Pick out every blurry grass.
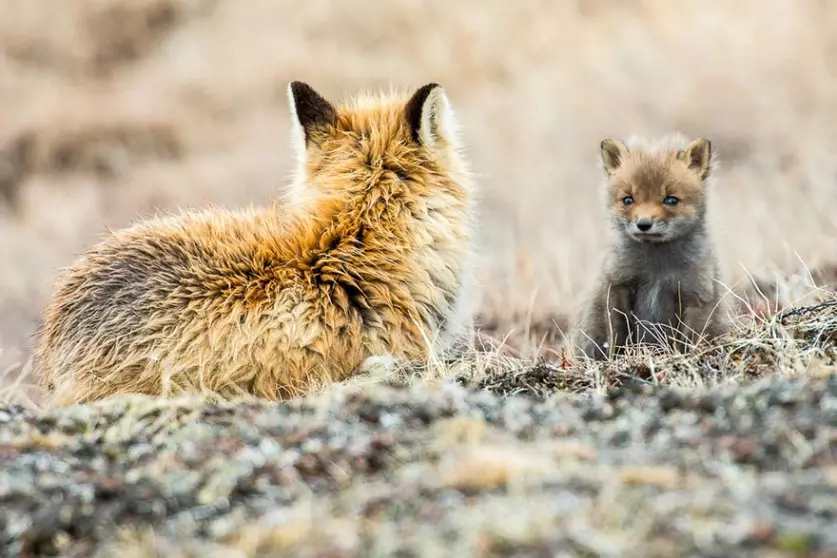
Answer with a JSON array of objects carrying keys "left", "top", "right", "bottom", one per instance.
[{"left": 0, "top": 357, "right": 42, "bottom": 409}]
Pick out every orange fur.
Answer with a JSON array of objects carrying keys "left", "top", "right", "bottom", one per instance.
[{"left": 33, "top": 82, "right": 478, "bottom": 406}]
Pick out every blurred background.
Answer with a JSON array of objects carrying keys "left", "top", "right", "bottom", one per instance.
[{"left": 2, "top": 0, "right": 837, "bottom": 392}]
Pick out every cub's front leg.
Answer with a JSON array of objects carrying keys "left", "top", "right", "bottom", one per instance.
[
  {"left": 682, "top": 298, "right": 731, "bottom": 348},
  {"left": 576, "top": 281, "right": 633, "bottom": 361}
]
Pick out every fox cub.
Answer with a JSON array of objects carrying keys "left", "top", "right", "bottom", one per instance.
[
  {"left": 575, "top": 134, "right": 730, "bottom": 361},
  {"left": 34, "top": 81, "right": 478, "bottom": 406}
]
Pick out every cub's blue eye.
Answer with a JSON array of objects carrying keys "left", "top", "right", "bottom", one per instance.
[
  {"left": 663, "top": 196, "right": 679, "bottom": 206},
  {"left": 623, "top": 196, "right": 634, "bottom": 205}
]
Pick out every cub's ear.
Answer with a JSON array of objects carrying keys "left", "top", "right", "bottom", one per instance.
[
  {"left": 678, "top": 138, "right": 713, "bottom": 180},
  {"left": 600, "top": 138, "right": 628, "bottom": 175},
  {"left": 287, "top": 81, "right": 336, "bottom": 149},
  {"left": 404, "top": 83, "right": 460, "bottom": 151}
]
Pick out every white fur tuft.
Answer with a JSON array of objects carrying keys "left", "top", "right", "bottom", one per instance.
[
  {"left": 286, "top": 82, "right": 308, "bottom": 180},
  {"left": 419, "top": 87, "right": 463, "bottom": 154}
]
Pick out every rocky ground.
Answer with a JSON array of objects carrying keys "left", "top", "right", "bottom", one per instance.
[{"left": 1, "top": 302, "right": 837, "bottom": 557}]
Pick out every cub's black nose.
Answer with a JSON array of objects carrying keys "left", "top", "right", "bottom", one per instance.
[{"left": 636, "top": 219, "right": 653, "bottom": 232}]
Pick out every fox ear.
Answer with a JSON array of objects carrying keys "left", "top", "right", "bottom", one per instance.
[
  {"left": 679, "top": 138, "right": 712, "bottom": 180},
  {"left": 600, "top": 138, "right": 628, "bottom": 175},
  {"left": 287, "top": 81, "right": 336, "bottom": 151},
  {"left": 404, "top": 83, "right": 459, "bottom": 151}
]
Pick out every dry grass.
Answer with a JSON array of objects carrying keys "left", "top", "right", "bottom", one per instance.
[
  {"left": 2, "top": 1, "right": 837, "bottom": 401},
  {"left": 396, "top": 296, "right": 837, "bottom": 399}
]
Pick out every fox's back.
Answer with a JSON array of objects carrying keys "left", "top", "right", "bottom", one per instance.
[
  {"left": 34, "top": 81, "right": 478, "bottom": 405},
  {"left": 43, "top": 208, "right": 293, "bottom": 332},
  {"left": 33, "top": 208, "right": 322, "bottom": 397}
]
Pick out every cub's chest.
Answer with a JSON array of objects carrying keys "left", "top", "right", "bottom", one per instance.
[
  {"left": 634, "top": 272, "right": 692, "bottom": 298},
  {"left": 630, "top": 272, "right": 700, "bottom": 323}
]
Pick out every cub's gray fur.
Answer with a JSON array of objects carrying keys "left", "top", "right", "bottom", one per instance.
[{"left": 575, "top": 134, "right": 731, "bottom": 361}]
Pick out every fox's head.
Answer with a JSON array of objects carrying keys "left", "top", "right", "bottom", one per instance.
[
  {"left": 283, "top": 81, "right": 471, "bottom": 209},
  {"left": 598, "top": 134, "right": 715, "bottom": 244}
]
